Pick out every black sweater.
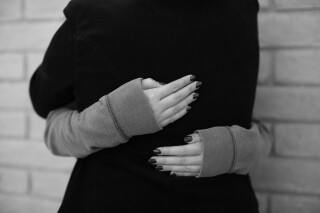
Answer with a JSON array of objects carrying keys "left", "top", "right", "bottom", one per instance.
[{"left": 29, "top": 0, "right": 260, "bottom": 212}]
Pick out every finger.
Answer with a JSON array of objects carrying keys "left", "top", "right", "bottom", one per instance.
[
  {"left": 184, "top": 132, "right": 202, "bottom": 144},
  {"left": 157, "top": 165, "right": 201, "bottom": 173},
  {"left": 157, "top": 74, "right": 195, "bottom": 99},
  {"left": 141, "top": 78, "right": 165, "bottom": 89},
  {"left": 171, "top": 172, "right": 198, "bottom": 177},
  {"left": 160, "top": 81, "right": 200, "bottom": 110},
  {"left": 154, "top": 142, "right": 203, "bottom": 156},
  {"left": 160, "top": 105, "right": 191, "bottom": 127},
  {"left": 150, "top": 155, "right": 202, "bottom": 165},
  {"left": 159, "top": 92, "right": 196, "bottom": 121}
]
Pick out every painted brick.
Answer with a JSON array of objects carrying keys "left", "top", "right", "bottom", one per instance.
[
  {"left": 0, "top": 0, "right": 21, "bottom": 21},
  {"left": 0, "top": 194, "right": 60, "bottom": 213},
  {"left": 0, "top": 112, "right": 26, "bottom": 137},
  {"left": 29, "top": 112, "right": 45, "bottom": 140},
  {"left": 0, "top": 140, "right": 75, "bottom": 171},
  {"left": 0, "top": 22, "right": 62, "bottom": 51},
  {"left": 256, "top": 193, "right": 269, "bottom": 213},
  {"left": 258, "top": 51, "right": 273, "bottom": 83},
  {"left": 0, "top": 167, "right": 28, "bottom": 194},
  {"left": 31, "top": 171, "right": 69, "bottom": 199},
  {"left": 254, "top": 86, "right": 320, "bottom": 121},
  {"left": 27, "top": 53, "right": 43, "bottom": 80},
  {"left": 250, "top": 158, "right": 320, "bottom": 194},
  {"left": 0, "top": 54, "right": 24, "bottom": 80},
  {"left": 271, "top": 195, "right": 320, "bottom": 213},
  {"left": 259, "top": 12, "right": 320, "bottom": 47},
  {"left": 275, "top": 123, "right": 320, "bottom": 158},
  {"left": 275, "top": 0, "right": 320, "bottom": 9},
  {"left": 0, "top": 82, "right": 29, "bottom": 109},
  {"left": 275, "top": 49, "right": 320, "bottom": 84},
  {"left": 25, "top": 0, "right": 69, "bottom": 19}
]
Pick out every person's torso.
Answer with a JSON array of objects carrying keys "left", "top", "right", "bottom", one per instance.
[{"left": 59, "top": 0, "right": 260, "bottom": 211}]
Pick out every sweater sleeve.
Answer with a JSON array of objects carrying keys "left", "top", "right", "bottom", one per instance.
[
  {"left": 29, "top": 20, "right": 75, "bottom": 118},
  {"left": 194, "top": 121, "right": 272, "bottom": 178},
  {"left": 45, "top": 77, "right": 163, "bottom": 158}
]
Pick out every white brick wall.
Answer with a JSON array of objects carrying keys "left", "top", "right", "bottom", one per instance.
[{"left": 0, "top": 0, "right": 319, "bottom": 212}]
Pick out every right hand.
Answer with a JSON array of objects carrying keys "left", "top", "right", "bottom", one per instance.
[{"left": 142, "top": 74, "right": 201, "bottom": 128}]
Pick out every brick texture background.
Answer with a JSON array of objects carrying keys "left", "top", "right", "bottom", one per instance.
[{"left": 0, "top": 0, "right": 319, "bottom": 212}]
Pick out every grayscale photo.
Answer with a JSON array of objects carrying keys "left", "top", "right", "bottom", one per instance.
[{"left": 0, "top": 0, "right": 319, "bottom": 212}]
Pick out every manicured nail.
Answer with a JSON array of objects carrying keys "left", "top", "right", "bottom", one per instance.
[
  {"left": 184, "top": 136, "right": 193, "bottom": 143},
  {"left": 196, "top": 81, "right": 202, "bottom": 89},
  {"left": 193, "top": 93, "right": 199, "bottom": 100},
  {"left": 190, "top": 75, "right": 196, "bottom": 82},
  {"left": 158, "top": 81, "right": 166, "bottom": 85},
  {"left": 186, "top": 106, "right": 191, "bottom": 112},
  {"left": 148, "top": 158, "right": 157, "bottom": 164},
  {"left": 155, "top": 165, "right": 163, "bottom": 171},
  {"left": 153, "top": 149, "right": 161, "bottom": 155},
  {"left": 170, "top": 173, "right": 176, "bottom": 177}
]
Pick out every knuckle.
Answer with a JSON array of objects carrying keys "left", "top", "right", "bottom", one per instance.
[
  {"left": 174, "top": 92, "right": 183, "bottom": 101},
  {"left": 187, "top": 166, "right": 195, "bottom": 172},
  {"left": 172, "top": 83, "right": 180, "bottom": 91},
  {"left": 161, "top": 158, "right": 167, "bottom": 164},
  {"left": 148, "top": 92, "right": 157, "bottom": 101},
  {"left": 180, "top": 157, "right": 187, "bottom": 164},
  {"left": 171, "top": 106, "right": 179, "bottom": 114},
  {"left": 184, "top": 166, "right": 191, "bottom": 171},
  {"left": 180, "top": 147, "right": 187, "bottom": 155}
]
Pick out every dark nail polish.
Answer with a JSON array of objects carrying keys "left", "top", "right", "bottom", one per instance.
[
  {"left": 184, "top": 136, "right": 193, "bottom": 143},
  {"left": 148, "top": 158, "right": 157, "bottom": 164},
  {"left": 193, "top": 93, "right": 199, "bottom": 100},
  {"left": 156, "top": 165, "right": 163, "bottom": 171},
  {"left": 170, "top": 173, "right": 176, "bottom": 177},
  {"left": 153, "top": 149, "right": 161, "bottom": 155},
  {"left": 186, "top": 106, "right": 191, "bottom": 112},
  {"left": 190, "top": 75, "right": 196, "bottom": 82},
  {"left": 159, "top": 81, "right": 166, "bottom": 85},
  {"left": 196, "top": 82, "right": 202, "bottom": 89}
]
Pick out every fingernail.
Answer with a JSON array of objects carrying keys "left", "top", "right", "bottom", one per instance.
[
  {"left": 186, "top": 106, "right": 191, "bottom": 112},
  {"left": 158, "top": 81, "right": 166, "bottom": 85},
  {"left": 193, "top": 93, "right": 199, "bottom": 100},
  {"left": 153, "top": 149, "right": 161, "bottom": 155},
  {"left": 196, "top": 81, "right": 202, "bottom": 89},
  {"left": 190, "top": 75, "right": 196, "bottom": 82},
  {"left": 170, "top": 173, "right": 176, "bottom": 177},
  {"left": 155, "top": 165, "right": 163, "bottom": 171},
  {"left": 148, "top": 158, "right": 157, "bottom": 164},
  {"left": 184, "top": 136, "right": 193, "bottom": 143}
]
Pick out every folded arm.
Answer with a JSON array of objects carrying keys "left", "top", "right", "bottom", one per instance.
[{"left": 45, "top": 78, "right": 162, "bottom": 158}]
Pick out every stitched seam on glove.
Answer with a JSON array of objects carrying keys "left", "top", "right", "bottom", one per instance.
[
  {"left": 226, "top": 126, "right": 237, "bottom": 173},
  {"left": 105, "top": 95, "right": 129, "bottom": 141}
]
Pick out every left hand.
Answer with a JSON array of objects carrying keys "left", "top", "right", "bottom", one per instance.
[{"left": 149, "top": 132, "right": 204, "bottom": 177}]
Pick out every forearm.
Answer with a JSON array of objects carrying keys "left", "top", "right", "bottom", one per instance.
[
  {"left": 45, "top": 96, "right": 128, "bottom": 158},
  {"left": 195, "top": 121, "right": 272, "bottom": 178},
  {"left": 45, "top": 78, "right": 162, "bottom": 158}
]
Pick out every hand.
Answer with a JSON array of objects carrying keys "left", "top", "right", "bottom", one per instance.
[
  {"left": 149, "top": 132, "right": 204, "bottom": 177},
  {"left": 142, "top": 75, "right": 202, "bottom": 128}
]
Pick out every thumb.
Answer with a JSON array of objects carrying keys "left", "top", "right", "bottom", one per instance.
[{"left": 142, "top": 78, "right": 166, "bottom": 90}]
